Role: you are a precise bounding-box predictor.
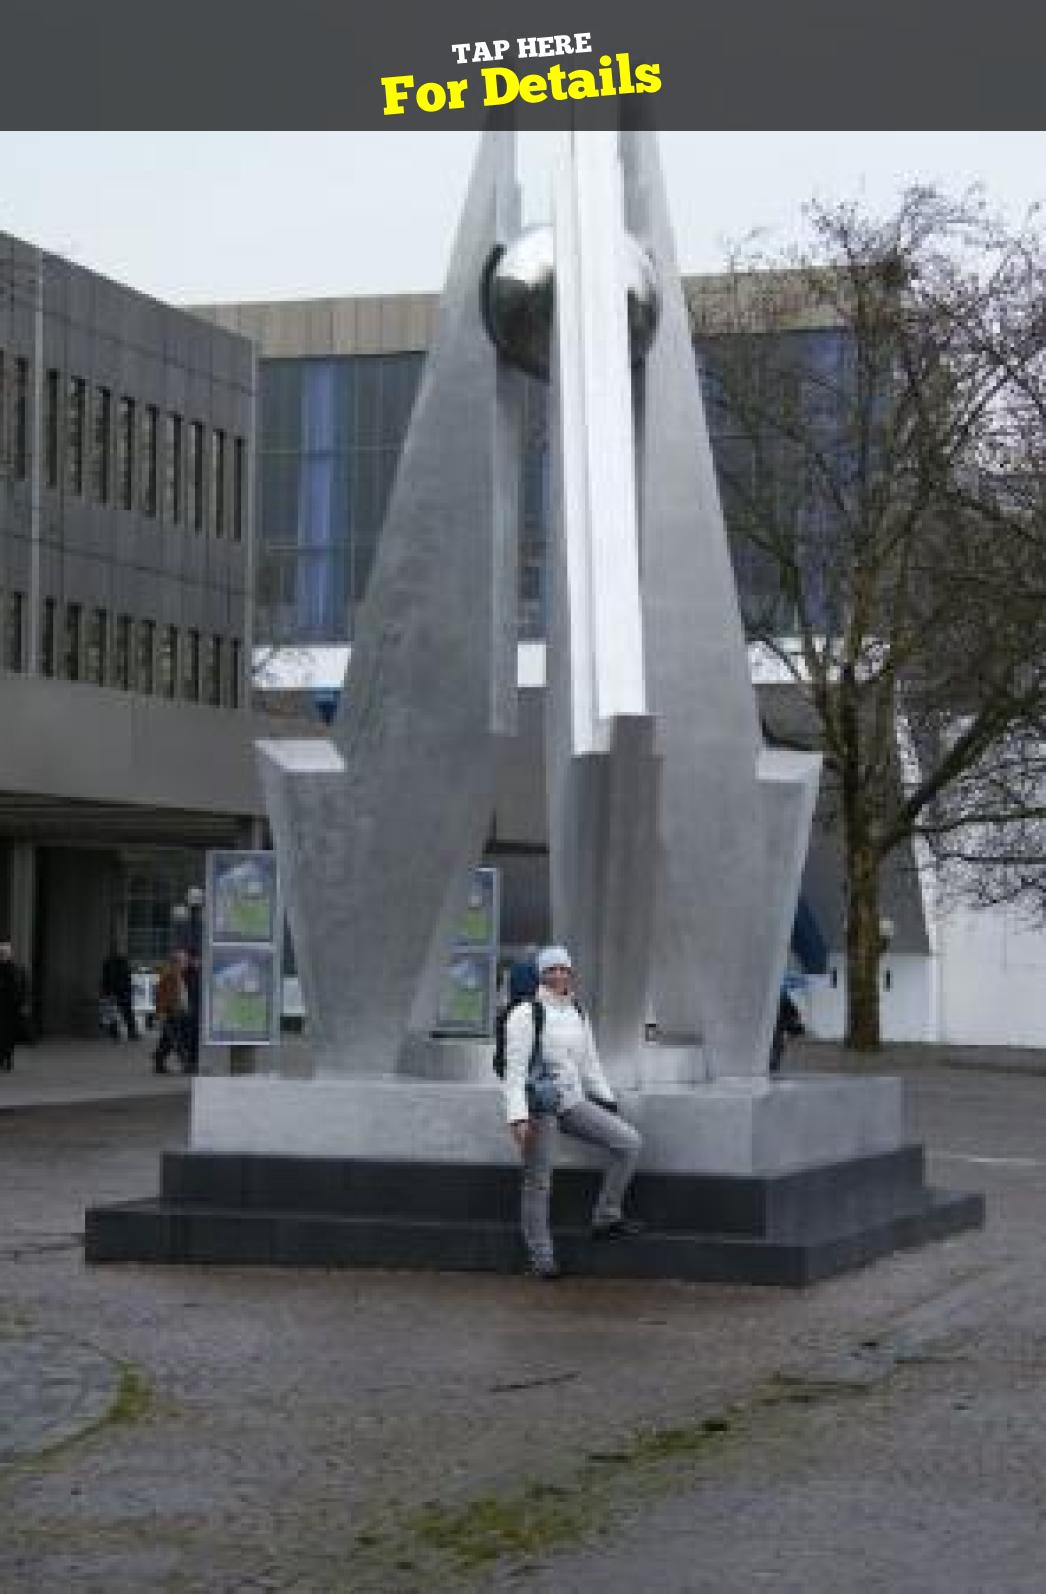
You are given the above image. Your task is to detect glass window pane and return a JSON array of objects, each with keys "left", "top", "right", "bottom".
[
  {"left": 118, "top": 397, "right": 135, "bottom": 510},
  {"left": 45, "top": 369, "right": 60, "bottom": 489},
  {"left": 67, "top": 376, "right": 86, "bottom": 496},
  {"left": 5, "top": 592, "right": 23, "bottom": 671},
  {"left": 63, "top": 602, "right": 81, "bottom": 681},
  {"left": 140, "top": 404, "right": 158, "bottom": 516},
  {"left": 93, "top": 386, "right": 111, "bottom": 503},
  {"left": 137, "top": 619, "right": 155, "bottom": 694}
]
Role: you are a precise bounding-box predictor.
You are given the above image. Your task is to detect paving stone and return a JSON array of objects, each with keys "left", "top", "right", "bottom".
[
  {"left": 0, "top": 1049, "right": 1043, "bottom": 1589},
  {"left": 0, "top": 1334, "right": 119, "bottom": 1462}
]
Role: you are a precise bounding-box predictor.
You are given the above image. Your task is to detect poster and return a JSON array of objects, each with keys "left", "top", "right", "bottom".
[
  {"left": 453, "top": 869, "right": 498, "bottom": 948},
  {"left": 207, "top": 946, "right": 278, "bottom": 1045},
  {"left": 208, "top": 851, "right": 280, "bottom": 944},
  {"left": 434, "top": 951, "right": 493, "bottom": 1035},
  {"left": 203, "top": 850, "right": 283, "bottom": 1047},
  {"left": 433, "top": 867, "right": 500, "bottom": 1036}
]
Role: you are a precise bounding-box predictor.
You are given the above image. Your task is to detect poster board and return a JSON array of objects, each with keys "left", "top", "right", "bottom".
[
  {"left": 203, "top": 850, "right": 282, "bottom": 1047},
  {"left": 433, "top": 867, "right": 500, "bottom": 1037}
]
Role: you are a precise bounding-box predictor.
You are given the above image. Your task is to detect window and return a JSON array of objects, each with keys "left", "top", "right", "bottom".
[
  {"left": 211, "top": 429, "right": 225, "bottom": 537},
  {"left": 85, "top": 607, "right": 107, "bottom": 684},
  {"left": 40, "top": 598, "right": 55, "bottom": 676},
  {"left": 189, "top": 421, "right": 205, "bottom": 531},
  {"left": 63, "top": 602, "right": 82, "bottom": 680},
  {"left": 230, "top": 638, "right": 242, "bottom": 708},
  {"left": 124, "top": 853, "right": 201, "bottom": 963},
  {"left": 136, "top": 619, "right": 155, "bottom": 694},
  {"left": 67, "top": 376, "right": 86, "bottom": 496},
  {"left": 45, "top": 369, "right": 60, "bottom": 489},
  {"left": 233, "top": 437, "right": 245, "bottom": 541},
  {"left": 118, "top": 397, "right": 135, "bottom": 510},
  {"left": 158, "top": 624, "right": 177, "bottom": 698},
  {"left": 0, "top": 351, "right": 6, "bottom": 468},
  {"left": 92, "top": 386, "right": 111, "bottom": 503},
  {"left": 114, "top": 614, "right": 132, "bottom": 689},
  {"left": 165, "top": 413, "right": 182, "bottom": 523},
  {"left": 183, "top": 628, "right": 200, "bottom": 700},
  {"left": 140, "top": 403, "right": 158, "bottom": 517},
  {"left": 204, "top": 635, "right": 222, "bottom": 706},
  {"left": 14, "top": 357, "right": 28, "bottom": 480},
  {"left": 4, "top": 591, "right": 23, "bottom": 671}
]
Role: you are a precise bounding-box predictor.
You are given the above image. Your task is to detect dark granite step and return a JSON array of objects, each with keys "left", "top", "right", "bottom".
[
  {"left": 85, "top": 1184, "right": 984, "bottom": 1287},
  {"left": 158, "top": 1145, "right": 932, "bottom": 1239}
]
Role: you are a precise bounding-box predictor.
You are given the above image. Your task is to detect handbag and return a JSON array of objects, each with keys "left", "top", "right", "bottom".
[{"left": 525, "top": 1026, "right": 561, "bottom": 1116}]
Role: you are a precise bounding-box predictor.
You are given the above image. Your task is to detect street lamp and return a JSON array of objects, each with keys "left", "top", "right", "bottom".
[
  {"left": 186, "top": 886, "right": 205, "bottom": 957},
  {"left": 171, "top": 889, "right": 205, "bottom": 956}
]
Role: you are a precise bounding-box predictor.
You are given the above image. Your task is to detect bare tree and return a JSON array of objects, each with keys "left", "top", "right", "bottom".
[{"left": 694, "top": 188, "right": 1046, "bottom": 1048}]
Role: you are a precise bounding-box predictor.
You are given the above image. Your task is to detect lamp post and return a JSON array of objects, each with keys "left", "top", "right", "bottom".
[
  {"left": 186, "top": 886, "right": 205, "bottom": 959},
  {"left": 170, "top": 901, "right": 190, "bottom": 952}
]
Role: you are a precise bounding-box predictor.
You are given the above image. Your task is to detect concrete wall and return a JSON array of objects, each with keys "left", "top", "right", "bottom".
[
  {"left": 805, "top": 953, "right": 936, "bottom": 1044},
  {"left": 0, "top": 673, "right": 275, "bottom": 817},
  {"left": 195, "top": 271, "right": 839, "bottom": 358},
  {"left": 935, "top": 899, "right": 1046, "bottom": 1047},
  {"left": 195, "top": 295, "right": 440, "bottom": 357}
]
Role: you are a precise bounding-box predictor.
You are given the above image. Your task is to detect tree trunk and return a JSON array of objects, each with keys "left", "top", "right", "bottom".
[{"left": 845, "top": 841, "right": 881, "bottom": 1050}]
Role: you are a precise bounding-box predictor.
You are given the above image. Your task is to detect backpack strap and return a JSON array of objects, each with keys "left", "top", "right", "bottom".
[{"left": 530, "top": 999, "right": 544, "bottom": 1070}]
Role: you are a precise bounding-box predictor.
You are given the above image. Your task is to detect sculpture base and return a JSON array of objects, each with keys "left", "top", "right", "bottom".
[
  {"left": 84, "top": 1075, "right": 984, "bottom": 1286},
  {"left": 186, "top": 1073, "right": 904, "bottom": 1176},
  {"left": 85, "top": 1144, "right": 983, "bottom": 1287}
]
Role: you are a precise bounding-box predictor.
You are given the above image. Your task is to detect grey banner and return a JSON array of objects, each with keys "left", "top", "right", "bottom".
[{"left": 4, "top": 0, "right": 1044, "bottom": 128}]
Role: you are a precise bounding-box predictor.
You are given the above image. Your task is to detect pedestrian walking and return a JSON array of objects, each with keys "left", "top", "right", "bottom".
[
  {"left": 152, "top": 950, "right": 189, "bottom": 1074},
  {"left": 0, "top": 941, "right": 29, "bottom": 1072},
  {"left": 101, "top": 945, "right": 138, "bottom": 1040},
  {"left": 504, "top": 944, "right": 643, "bottom": 1279},
  {"left": 182, "top": 950, "right": 202, "bottom": 1075},
  {"left": 769, "top": 986, "right": 805, "bottom": 1074}
]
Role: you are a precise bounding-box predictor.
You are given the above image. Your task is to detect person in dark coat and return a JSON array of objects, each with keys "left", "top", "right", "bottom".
[
  {"left": 181, "top": 950, "right": 202, "bottom": 1075},
  {"left": 101, "top": 946, "right": 138, "bottom": 1040},
  {"left": 0, "top": 941, "right": 28, "bottom": 1072},
  {"left": 769, "top": 986, "right": 805, "bottom": 1074},
  {"left": 152, "top": 950, "right": 189, "bottom": 1074}
]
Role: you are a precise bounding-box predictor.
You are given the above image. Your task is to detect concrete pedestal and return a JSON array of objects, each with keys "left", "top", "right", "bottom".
[
  {"left": 188, "top": 1073, "right": 905, "bottom": 1177},
  {"left": 86, "top": 1071, "right": 984, "bottom": 1285}
]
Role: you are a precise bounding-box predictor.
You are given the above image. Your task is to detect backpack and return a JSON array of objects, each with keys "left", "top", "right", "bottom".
[
  {"left": 492, "top": 998, "right": 543, "bottom": 1079},
  {"left": 491, "top": 996, "right": 584, "bottom": 1079}
]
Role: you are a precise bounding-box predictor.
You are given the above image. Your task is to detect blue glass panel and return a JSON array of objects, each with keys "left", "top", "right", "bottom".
[{"left": 259, "top": 455, "right": 300, "bottom": 546}]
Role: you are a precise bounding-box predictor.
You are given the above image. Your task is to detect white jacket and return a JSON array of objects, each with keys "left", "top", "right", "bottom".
[{"left": 503, "top": 985, "right": 617, "bottom": 1123}]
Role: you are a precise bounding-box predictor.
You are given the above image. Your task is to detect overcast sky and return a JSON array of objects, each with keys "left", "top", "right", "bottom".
[{"left": 0, "top": 132, "right": 1043, "bottom": 306}]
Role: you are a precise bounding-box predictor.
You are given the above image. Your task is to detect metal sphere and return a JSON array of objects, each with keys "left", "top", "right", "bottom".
[{"left": 481, "top": 223, "right": 660, "bottom": 381}]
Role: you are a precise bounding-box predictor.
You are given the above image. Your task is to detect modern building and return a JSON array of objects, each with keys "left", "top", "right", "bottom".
[{"left": 0, "top": 232, "right": 272, "bottom": 1033}]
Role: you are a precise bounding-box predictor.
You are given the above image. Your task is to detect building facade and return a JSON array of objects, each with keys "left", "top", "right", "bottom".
[{"left": 0, "top": 234, "right": 268, "bottom": 1032}]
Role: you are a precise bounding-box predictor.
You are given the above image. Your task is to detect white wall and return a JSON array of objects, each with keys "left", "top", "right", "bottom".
[
  {"left": 803, "top": 952, "right": 935, "bottom": 1043},
  {"left": 936, "top": 900, "right": 1046, "bottom": 1047},
  {"left": 802, "top": 901, "right": 1046, "bottom": 1047}
]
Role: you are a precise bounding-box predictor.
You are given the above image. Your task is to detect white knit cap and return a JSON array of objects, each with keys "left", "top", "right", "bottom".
[{"left": 537, "top": 944, "right": 573, "bottom": 976}]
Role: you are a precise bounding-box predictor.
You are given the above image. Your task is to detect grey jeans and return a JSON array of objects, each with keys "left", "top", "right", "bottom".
[{"left": 520, "top": 1100, "right": 642, "bottom": 1267}]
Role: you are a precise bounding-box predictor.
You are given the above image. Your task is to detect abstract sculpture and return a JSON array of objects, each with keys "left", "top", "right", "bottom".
[
  {"left": 258, "top": 127, "right": 820, "bottom": 1084},
  {"left": 89, "top": 129, "right": 984, "bottom": 1283}
]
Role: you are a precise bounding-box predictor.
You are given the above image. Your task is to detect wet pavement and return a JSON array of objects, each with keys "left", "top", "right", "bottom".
[{"left": 0, "top": 1042, "right": 1044, "bottom": 1590}]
